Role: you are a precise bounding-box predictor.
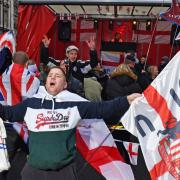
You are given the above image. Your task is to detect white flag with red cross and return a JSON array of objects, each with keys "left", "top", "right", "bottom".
[
  {"left": 76, "top": 119, "right": 135, "bottom": 180},
  {"left": 121, "top": 51, "right": 180, "bottom": 180},
  {"left": 123, "top": 141, "right": 139, "bottom": 165}
]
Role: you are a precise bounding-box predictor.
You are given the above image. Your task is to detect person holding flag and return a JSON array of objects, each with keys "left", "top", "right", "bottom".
[{"left": 0, "top": 66, "right": 140, "bottom": 180}]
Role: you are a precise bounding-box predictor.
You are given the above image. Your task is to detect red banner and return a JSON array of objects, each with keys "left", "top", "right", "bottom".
[{"left": 16, "top": 5, "right": 56, "bottom": 65}]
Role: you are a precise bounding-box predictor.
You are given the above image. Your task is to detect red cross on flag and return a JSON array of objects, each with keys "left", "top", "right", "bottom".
[
  {"left": 76, "top": 119, "right": 135, "bottom": 180},
  {"left": 123, "top": 142, "right": 139, "bottom": 165}
]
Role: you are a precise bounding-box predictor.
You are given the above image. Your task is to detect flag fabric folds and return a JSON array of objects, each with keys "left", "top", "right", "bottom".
[
  {"left": 0, "top": 63, "right": 40, "bottom": 105},
  {"left": 16, "top": 5, "right": 56, "bottom": 65},
  {"left": 122, "top": 141, "right": 139, "bottom": 165},
  {"left": 101, "top": 51, "right": 122, "bottom": 74},
  {"left": 0, "top": 31, "right": 16, "bottom": 55},
  {"left": 113, "top": 138, "right": 139, "bottom": 166},
  {"left": 121, "top": 51, "right": 180, "bottom": 180},
  {"left": 12, "top": 122, "right": 29, "bottom": 144},
  {"left": 0, "top": 31, "right": 15, "bottom": 74},
  {"left": 76, "top": 119, "right": 135, "bottom": 180}
]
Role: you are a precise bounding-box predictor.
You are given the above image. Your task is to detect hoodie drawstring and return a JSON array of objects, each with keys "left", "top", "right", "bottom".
[
  {"left": 41, "top": 96, "right": 46, "bottom": 108},
  {"left": 41, "top": 95, "right": 55, "bottom": 114},
  {"left": 51, "top": 98, "right": 55, "bottom": 113}
]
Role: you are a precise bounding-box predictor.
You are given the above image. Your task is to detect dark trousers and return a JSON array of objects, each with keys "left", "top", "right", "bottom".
[{"left": 21, "top": 163, "right": 78, "bottom": 180}]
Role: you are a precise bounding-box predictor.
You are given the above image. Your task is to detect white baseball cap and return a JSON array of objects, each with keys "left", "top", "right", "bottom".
[{"left": 66, "top": 45, "right": 79, "bottom": 54}]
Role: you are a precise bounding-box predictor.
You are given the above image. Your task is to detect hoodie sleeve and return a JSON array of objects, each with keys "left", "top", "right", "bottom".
[
  {"left": 89, "top": 50, "right": 98, "bottom": 68},
  {"left": 0, "top": 100, "right": 28, "bottom": 122},
  {"left": 40, "top": 44, "right": 49, "bottom": 65},
  {"left": 77, "top": 96, "right": 129, "bottom": 124}
]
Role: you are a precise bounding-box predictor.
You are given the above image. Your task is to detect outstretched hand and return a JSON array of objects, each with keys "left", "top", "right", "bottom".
[
  {"left": 127, "top": 93, "right": 142, "bottom": 105},
  {"left": 86, "top": 36, "right": 96, "bottom": 50},
  {"left": 42, "top": 35, "right": 51, "bottom": 48}
]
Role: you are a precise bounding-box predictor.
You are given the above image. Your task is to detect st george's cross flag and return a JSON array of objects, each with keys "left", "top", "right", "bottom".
[
  {"left": 123, "top": 141, "right": 139, "bottom": 165},
  {"left": 121, "top": 51, "right": 180, "bottom": 180},
  {"left": 76, "top": 119, "right": 135, "bottom": 180}
]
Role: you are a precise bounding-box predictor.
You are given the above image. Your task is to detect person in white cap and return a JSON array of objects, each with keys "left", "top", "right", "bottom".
[{"left": 40, "top": 36, "right": 98, "bottom": 97}]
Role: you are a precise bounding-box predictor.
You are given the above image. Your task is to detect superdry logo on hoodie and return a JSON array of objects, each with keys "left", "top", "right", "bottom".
[
  {"left": 35, "top": 111, "right": 70, "bottom": 129},
  {"left": 24, "top": 106, "right": 82, "bottom": 132}
]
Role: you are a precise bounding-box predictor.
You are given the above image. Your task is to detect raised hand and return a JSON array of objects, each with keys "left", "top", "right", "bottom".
[
  {"left": 42, "top": 35, "right": 51, "bottom": 48},
  {"left": 86, "top": 36, "right": 96, "bottom": 51}
]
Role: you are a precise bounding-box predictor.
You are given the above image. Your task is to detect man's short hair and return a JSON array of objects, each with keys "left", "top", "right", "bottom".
[{"left": 13, "top": 51, "right": 29, "bottom": 65}]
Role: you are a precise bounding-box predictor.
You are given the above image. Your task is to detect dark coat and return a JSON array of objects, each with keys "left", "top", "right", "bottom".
[{"left": 105, "top": 74, "right": 142, "bottom": 100}]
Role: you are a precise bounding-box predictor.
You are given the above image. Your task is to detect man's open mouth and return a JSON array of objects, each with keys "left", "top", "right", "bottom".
[{"left": 50, "top": 82, "right": 55, "bottom": 86}]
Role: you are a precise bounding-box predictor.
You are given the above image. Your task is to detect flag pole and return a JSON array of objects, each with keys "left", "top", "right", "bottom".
[
  {"left": 170, "top": 25, "right": 179, "bottom": 59},
  {"left": 144, "top": 16, "right": 159, "bottom": 70}
]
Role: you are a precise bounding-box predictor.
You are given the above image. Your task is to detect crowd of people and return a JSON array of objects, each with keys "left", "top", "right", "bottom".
[{"left": 0, "top": 35, "right": 171, "bottom": 180}]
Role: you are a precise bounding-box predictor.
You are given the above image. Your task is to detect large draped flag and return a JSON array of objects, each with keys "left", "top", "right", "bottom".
[
  {"left": 160, "top": 0, "right": 180, "bottom": 26},
  {"left": 121, "top": 51, "right": 180, "bottom": 180},
  {"left": 16, "top": 5, "right": 56, "bottom": 65},
  {"left": 76, "top": 119, "right": 135, "bottom": 180},
  {"left": 0, "top": 63, "right": 40, "bottom": 105}
]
